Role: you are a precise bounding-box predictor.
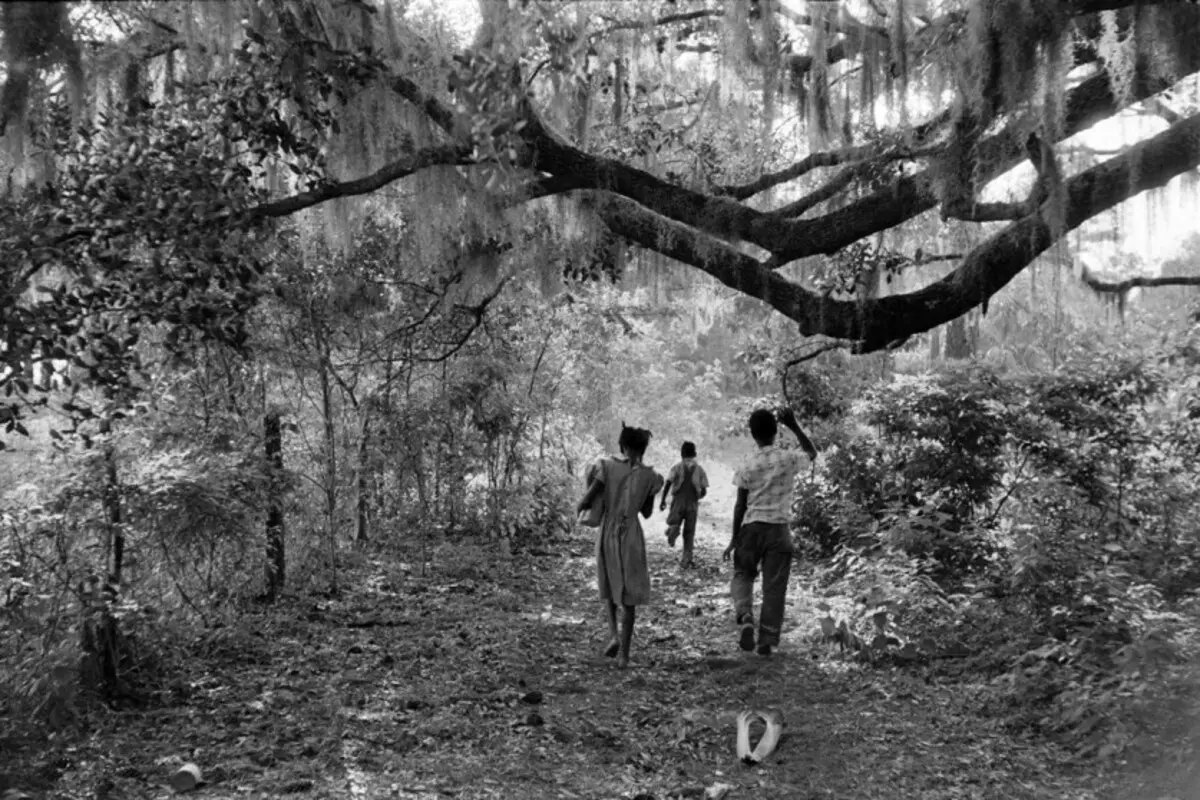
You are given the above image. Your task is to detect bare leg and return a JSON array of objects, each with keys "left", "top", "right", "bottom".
[
  {"left": 603, "top": 601, "right": 619, "bottom": 657},
  {"left": 617, "top": 605, "right": 636, "bottom": 668}
]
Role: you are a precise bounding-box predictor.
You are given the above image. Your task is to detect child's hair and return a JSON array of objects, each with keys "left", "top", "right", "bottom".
[
  {"left": 681, "top": 441, "right": 697, "bottom": 458},
  {"left": 748, "top": 409, "right": 777, "bottom": 443},
  {"left": 618, "top": 423, "right": 653, "bottom": 457}
]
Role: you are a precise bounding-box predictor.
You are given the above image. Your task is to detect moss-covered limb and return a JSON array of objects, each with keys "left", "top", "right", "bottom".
[
  {"left": 1069, "top": 0, "right": 1199, "bottom": 12},
  {"left": 769, "top": 165, "right": 866, "bottom": 220},
  {"left": 387, "top": 74, "right": 459, "bottom": 136},
  {"left": 775, "top": 0, "right": 1146, "bottom": 87},
  {"left": 511, "top": 7, "right": 1200, "bottom": 260},
  {"left": 241, "top": 2, "right": 1200, "bottom": 282},
  {"left": 596, "top": 113, "right": 1200, "bottom": 352},
  {"left": 940, "top": 199, "right": 1036, "bottom": 223},
  {"left": 942, "top": 133, "right": 1065, "bottom": 223},
  {"left": 717, "top": 114, "right": 950, "bottom": 201},
  {"left": 251, "top": 143, "right": 473, "bottom": 219},
  {"left": 1081, "top": 270, "right": 1200, "bottom": 294},
  {"left": 593, "top": 9, "right": 723, "bottom": 38}
]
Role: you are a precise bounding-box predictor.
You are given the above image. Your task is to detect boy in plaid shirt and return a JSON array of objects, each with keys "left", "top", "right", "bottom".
[{"left": 723, "top": 407, "right": 816, "bottom": 655}]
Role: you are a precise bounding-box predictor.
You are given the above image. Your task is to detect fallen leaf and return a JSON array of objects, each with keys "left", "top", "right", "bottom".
[{"left": 705, "top": 783, "right": 733, "bottom": 799}]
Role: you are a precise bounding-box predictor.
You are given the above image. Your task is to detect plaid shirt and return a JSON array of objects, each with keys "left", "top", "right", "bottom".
[{"left": 733, "top": 445, "right": 808, "bottom": 525}]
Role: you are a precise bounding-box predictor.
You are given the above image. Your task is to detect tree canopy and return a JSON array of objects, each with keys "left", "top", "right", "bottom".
[
  {"left": 8, "top": 6, "right": 1200, "bottom": 792},
  {"left": 2, "top": 0, "right": 1200, "bottom": 418}
]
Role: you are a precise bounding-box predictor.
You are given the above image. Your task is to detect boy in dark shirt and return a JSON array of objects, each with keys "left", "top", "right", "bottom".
[{"left": 659, "top": 441, "right": 709, "bottom": 569}]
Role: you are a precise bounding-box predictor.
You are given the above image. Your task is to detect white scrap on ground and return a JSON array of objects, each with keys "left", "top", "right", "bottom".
[{"left": 735, "top": 708, "right": 785, "bottom": 765}]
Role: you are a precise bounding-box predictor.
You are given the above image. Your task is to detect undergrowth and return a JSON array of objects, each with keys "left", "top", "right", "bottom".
[{"left": 792, "top": 350, "right": 1200, "bottom": 761}]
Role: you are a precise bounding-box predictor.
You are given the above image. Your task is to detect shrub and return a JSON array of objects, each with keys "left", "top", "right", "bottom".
[
  {"left": 0, "top": 432, "right": 269, "bottom": 753},
  {"left": 793, "top": 368, "right": 1009, "bottom": 577},
  {"left": 800, "top": 346, "right": 1200, "bottom": 760}
]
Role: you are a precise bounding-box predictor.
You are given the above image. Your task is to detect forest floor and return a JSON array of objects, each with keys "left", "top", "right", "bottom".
[{"left": 11, "top": 482, "right": 1199, "bottom": 799}]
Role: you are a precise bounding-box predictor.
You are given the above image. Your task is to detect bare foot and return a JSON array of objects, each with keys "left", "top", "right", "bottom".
[
  {"left": 616, "top": 653, "right": 630, "bottom": 669},
  {"left": 603, "top": 640, "right": 620, "bottom": 658}
]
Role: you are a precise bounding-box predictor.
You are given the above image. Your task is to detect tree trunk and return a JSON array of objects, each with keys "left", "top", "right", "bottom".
[
  {"left": 356, "top": 411, "right": 370, "bottom": 544},
  {"left": 612, "top": 57, "right": 625, "bottom": 129},
  {"left": 944, "top": 316, "right": 974, "bottom": 359},
  {"left": 98, "top": 418, "right": 123, "bottom": 585},
  {"left": 263, "top": 411, "right": 285, "bottom": 602},
  {"left": 79, "top": 575, "right": 120, "bottom": 698},
  {"left": 314, "top": 329, "right": 339, "bottom": 591}
]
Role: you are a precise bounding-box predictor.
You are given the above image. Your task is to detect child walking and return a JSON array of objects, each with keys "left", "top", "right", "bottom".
[
  {"left": 659, "top": 441, "right": 709, "bottom": 569},
  {"left": 724, "top": 407, "right": 816, "bottom": 655},
  {"left": 576, "top": 425, "right": 664, "bottom": 668}
]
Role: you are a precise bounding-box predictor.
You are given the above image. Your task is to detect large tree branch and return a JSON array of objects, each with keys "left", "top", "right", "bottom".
[
  {"left": 1080, "top": 268, "right": 1200, "bottom": 293},
  {"left": 524, "top": 114, "right": 770, "bottom": 242},
  {"left": 251, "top": 143, "right": 471, "bottom": 218},
  {"left": 771, "top": 164, "right": 863, "bottom": 219},
  {"left": 1069, "top": 0, "right": 1199, "bottom": 11},
  {"left": 717, "top": 131, "right": 945, "bottom": 201},
  {"left": 597, "top": 112, "right": 1200, "bottom": 352},
  {"left": 388, "top": 73, "right": 458, "bottom": 135},
  {"left": 510, "top": 173, "right": 591, "bottom": 205},
  {"left": 596, "top": 9, "right": 722, "bottom": 37},
  {"left": 766, "top": 28, "right": 1200, "bottom": 262},
  {"left": 717, "top": 143, "right": 881, "bottom": 200},
  {"left": 347, "top": 5, "right": 1200, "bottom": 272},
  {"left": 521, "top": 11, "right": 1200, "bottom": 264}
]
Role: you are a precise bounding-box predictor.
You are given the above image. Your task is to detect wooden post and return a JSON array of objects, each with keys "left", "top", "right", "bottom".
[{"left": 264, "top": 411, "right": 285, "bottom": 602}]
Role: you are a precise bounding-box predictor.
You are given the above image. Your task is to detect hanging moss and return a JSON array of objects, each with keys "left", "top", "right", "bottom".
[
  {"left": 1041, "top": 31, "right": 1068, "bottom": 141},
  {"left": 967, "top": 0, "right": 1069, "bottom": 121},
  {"left": 1098, "top": 10, "right": 1136, "bottom": 106},
  {"left": 807, "top": 5, "right": 832, "bottom": 151},
  {"left": 841, "top": 75, "right": 853, "bottom": 145},
  {"left": 860, "top": 43, "right": 878, "bottom": 123},
  {"left": 758, "top": 0, "right": 781, "bottom": 164},
  {"left": 891, "top": 0, "right": 909, "bottom": 126},
  {"left": 719, "top": 0, "right": 756, "bottom": 77},
  {"left": 933, "top": 0, "right": 1075, "bottom": 214}
]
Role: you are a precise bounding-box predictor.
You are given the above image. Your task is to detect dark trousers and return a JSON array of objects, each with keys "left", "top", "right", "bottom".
[
  {"left": 730, "top": 522, "right": 793, "bottom": 647},
  {"left": 677, "top": 506, "right": 698, "bottom": 565},
  {"left": 667, "top": 500, "right": 700, "bottom": 567}
]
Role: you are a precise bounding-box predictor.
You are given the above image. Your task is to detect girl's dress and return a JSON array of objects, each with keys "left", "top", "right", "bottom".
[{"left": 585, "top": 456, "right": 664, "bottom": 606}]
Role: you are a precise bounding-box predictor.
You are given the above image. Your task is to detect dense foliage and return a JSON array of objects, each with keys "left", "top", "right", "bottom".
[
  {"left": 789, "top": 326, "right": 1200, "bottom": 758},
  {"left": 3, "top": 0, "right": 1200, "bottom": 792}
]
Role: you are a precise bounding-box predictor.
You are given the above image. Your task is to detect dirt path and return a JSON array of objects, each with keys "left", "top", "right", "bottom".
[{"left": 25, "top": 488, "right": 1121, "bottom": 800}]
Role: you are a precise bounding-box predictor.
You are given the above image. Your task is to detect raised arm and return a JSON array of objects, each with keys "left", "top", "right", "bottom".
[{"left": 778, "top": 408, "right": 817, "bottom": 460}]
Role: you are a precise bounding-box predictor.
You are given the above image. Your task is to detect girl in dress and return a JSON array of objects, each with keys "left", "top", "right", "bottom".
[{"left": 576, "top": 424, "right": 664, "bottom": 668}]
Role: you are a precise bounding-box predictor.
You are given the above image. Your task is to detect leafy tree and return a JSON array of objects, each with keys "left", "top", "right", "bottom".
[{"left": 2, "top": 0, "right": 1199, "bottom": 429}]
